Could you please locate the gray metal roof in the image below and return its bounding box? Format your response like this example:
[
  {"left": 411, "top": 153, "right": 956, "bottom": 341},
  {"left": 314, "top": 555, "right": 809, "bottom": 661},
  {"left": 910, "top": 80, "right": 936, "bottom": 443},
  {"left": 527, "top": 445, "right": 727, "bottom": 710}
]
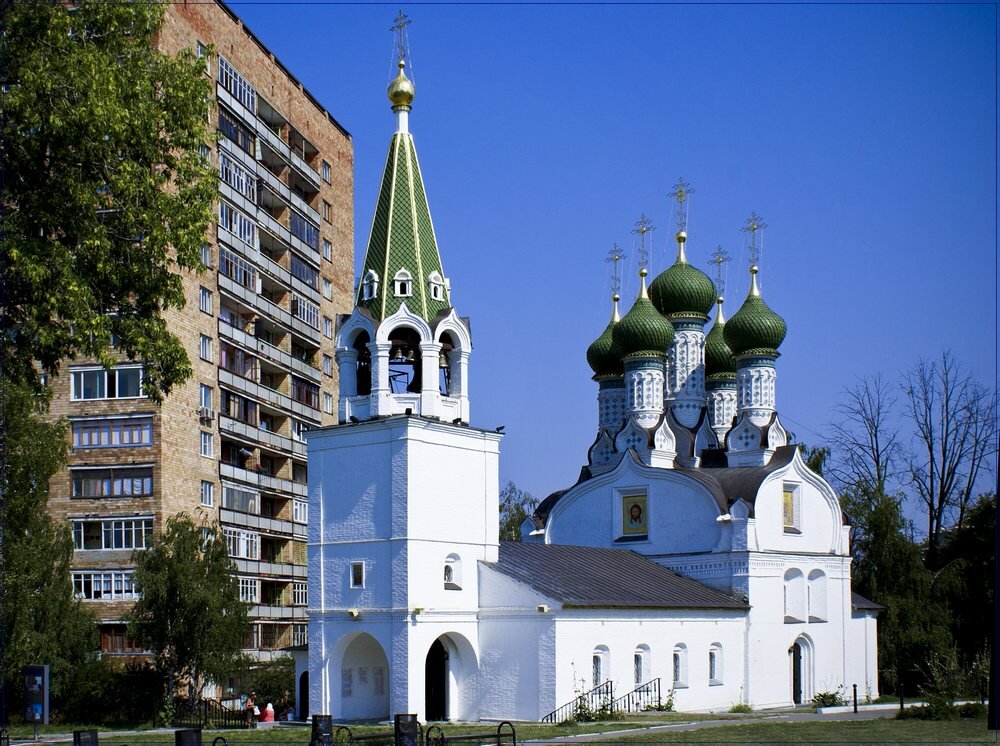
[
  {"left": 851, "top": 592, "right": 883, "bottom": 611},
  {"left": 489, "top": 542, "right": 748, "bottom": 610}
]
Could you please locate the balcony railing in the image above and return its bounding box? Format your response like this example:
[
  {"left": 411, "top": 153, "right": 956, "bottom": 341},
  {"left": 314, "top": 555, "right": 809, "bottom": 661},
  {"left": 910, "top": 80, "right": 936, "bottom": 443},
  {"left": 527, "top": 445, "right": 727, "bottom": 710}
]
[
  {"left": 219, "top": 415, "right": 307, "bottom": 458},
  {"left": 220, "top": 507, "right": 306, "bottom": 539},
  {"left": 219, "top": 369, "right": 320, "bottom": 424},
  {"left": 233, "top": 557, "right": 306, "bottom": 581},
  {"left": 219, "top": 460, "right": 308, "bottom": 498}
]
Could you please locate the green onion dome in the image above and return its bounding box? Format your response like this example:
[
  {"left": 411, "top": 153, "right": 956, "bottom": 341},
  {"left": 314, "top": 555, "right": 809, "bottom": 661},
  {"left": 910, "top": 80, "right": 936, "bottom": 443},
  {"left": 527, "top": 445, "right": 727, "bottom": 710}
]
[
  {"left": 649, "top": 232, "right": 717, "bottom": 320},
  {"left": 724, "top": 266, "right": 787, "bottom": 357},
  {"left": 705, "top": 297, "right": 736, "bottom": 381},
  {"left": 612, "top": 270, "right": 675, "bottom": 359},
  {"left": 586, "top": 295, "right": 624, "bottom": 377}
]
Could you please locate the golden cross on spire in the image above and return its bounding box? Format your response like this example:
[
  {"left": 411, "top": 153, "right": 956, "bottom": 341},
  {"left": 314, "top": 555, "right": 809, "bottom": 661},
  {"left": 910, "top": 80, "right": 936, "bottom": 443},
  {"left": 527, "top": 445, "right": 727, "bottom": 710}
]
[
  {"left": 631, "top": 214, "right": 654, "bottom": 269},
  {"left": 741, "top": 212, "right": 767, "bottom": 266},
  {"left": 605, "top": 244, "right": 626, "bottom": 294},
  {"left": 668, "top": 177, "right": 695, "bottom": 231},
  {"left": 391, "top": 9, "right": 412, "bottom": 61},
  {"left": 708, "top": 245, "right": 731, "bottom": 297}
]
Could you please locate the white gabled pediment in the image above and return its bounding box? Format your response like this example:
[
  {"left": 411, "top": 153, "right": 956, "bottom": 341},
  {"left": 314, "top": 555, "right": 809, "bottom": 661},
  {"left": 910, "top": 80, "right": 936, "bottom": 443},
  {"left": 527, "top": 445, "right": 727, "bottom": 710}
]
[
  {"left": 336, "top": 307, "right": 377, "bottom": 350},
  {"left": 375, "top": 302, "right": 433, "bottom": 343},
  {"left": 431, "top": 308, "right": 472, "bottom": 350}
]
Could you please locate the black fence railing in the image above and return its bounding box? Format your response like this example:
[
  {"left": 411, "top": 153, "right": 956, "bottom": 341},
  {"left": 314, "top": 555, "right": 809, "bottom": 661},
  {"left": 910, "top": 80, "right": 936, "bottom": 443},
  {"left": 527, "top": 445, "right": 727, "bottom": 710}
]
[
  {"left": 613, "top": 678, "right": 662, "bottom": 713},
  {"left": 172, "top": 699, "right": 248, "bottom": 729},
  {"left": 426, "top": 721, "right": 515, "bottom": 746},
  {"left": 541, "top": 680, "right": 614, "bottom": 723}
]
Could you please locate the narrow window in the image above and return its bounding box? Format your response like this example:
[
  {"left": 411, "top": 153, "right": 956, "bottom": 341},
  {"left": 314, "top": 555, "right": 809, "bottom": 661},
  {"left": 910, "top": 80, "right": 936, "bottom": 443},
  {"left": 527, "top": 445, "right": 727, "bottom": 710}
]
[
  {"left": 321, "top": 161, "right": 331, "bottom": 183},
  {"left": 200, "top": 384, "right": 213, "bottom": 410},
  {"left": 200, "top": 335, "right": 212, "bottom": 362},
  {"left": 322, "top": 239, "right": 332, "bottom": 261},
  {"left": 672, "top": 644, "right": 688, "bottom": 687},
  {"left": 322, "top": 355, "right": 333, "bottom": 377},
  {"left": 393, "top": 269, "right": 412, "bottom": 298},
  {"left": 323, "top": 278, "right": 332, "bottom": 300},
  {"left": 709, "top": 643, "right": 723, "bottom": 685},
  {"left": 634, "top": 653, "right": 643, "bottom": 686},
  {"left": 323, "top": 316, "right": 333, "bottom": 338},
  {"left": 444, "top": 554, "right": 462, "bottom": 590},
  {"left": 322, "top": 200, "right": 332, "bottom": 222},
  {"left": 350, "top": 561, "right": 365, "bottom": 589},
  {"left": 361, "top": 270, "right": 379, "bottom": 301},
  {"left": 322, "top": 392, "right": 334, "bottom": 414},
  {"left": 783, "top": 483, "right": 802, "bottom": 533},
  {"left": 201, "top": 480, "right": 214, "bottom": 507},
  {"left": 200, "top": 243, "right": 212, "bottom": 268},
  {"left": 200, "top": 431, "right": 213, "bottom": 458},
  {"left": 592, "top": 655, "right": 602, "bottom": 688}
]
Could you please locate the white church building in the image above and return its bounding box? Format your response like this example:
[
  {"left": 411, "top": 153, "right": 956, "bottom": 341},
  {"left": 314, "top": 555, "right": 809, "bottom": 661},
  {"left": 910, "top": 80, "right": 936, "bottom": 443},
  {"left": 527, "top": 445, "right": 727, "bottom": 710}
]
[{"left": 304, "top": 48, "right": 879, "bottom": 723}]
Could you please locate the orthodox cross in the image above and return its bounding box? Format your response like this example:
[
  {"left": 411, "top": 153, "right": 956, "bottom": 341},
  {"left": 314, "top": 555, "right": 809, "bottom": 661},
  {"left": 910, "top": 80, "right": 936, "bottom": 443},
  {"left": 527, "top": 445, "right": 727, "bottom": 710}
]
[
  {"left": 631, "top": 214, "right": 654, "bottom": 269},
  {"left": 667, "top": 177, "right": 695, "bottom": 232},
  {"left": 605, "top": 244, "right": 626, "bottom": 295},
  {"left": 741, "top": 212, "right": 767, "bottom": 266},
  {"left": 709, "top": 246, "right": 731, "bottom": 297},
  {"left": 391, "top": 10, "right": 412, "bottom": 61}
]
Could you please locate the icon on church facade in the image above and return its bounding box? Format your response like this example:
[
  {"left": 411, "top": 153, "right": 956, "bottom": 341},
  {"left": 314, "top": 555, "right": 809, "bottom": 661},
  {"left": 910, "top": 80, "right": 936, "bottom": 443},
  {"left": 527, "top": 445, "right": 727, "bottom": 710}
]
[{"left": 622, "top": 494, "right": 648, "bottom": 535}]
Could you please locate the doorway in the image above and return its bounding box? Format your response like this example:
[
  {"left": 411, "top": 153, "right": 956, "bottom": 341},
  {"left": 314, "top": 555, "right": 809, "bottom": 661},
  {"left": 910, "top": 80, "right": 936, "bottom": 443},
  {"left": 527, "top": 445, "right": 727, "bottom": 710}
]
[
  {"left": 425, "top": 639, "right": 448, "bottom": 721},
  {"left": 790, "top": 642, "right": 803, "bottom": 704},
  {"left": 298, "top": 671, "right": 309, "bottom": 720}
]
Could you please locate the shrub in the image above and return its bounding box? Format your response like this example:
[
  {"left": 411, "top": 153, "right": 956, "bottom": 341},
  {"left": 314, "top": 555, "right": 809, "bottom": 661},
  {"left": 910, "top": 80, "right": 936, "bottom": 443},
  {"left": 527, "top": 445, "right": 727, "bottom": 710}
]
[
  {"left": 729, "top": 703, "right": 753, "bottom": 713},
  {"left": 812, "top": 689, "right": 848, "bottom": 708},
  {"left": 957, "top": 702, "right": 987, "bottom": 719}
]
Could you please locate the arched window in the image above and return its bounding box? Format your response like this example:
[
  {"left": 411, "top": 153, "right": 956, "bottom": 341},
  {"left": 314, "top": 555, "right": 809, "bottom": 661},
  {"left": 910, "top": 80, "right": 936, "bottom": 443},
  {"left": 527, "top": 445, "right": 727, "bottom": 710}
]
[
  {"left": 709, "top": 643, "right": 723, "bottom": 685},
  {"left": 361, "top": 270, "right": 379, "bottom": 301},
  {"left": 672, "top": 644, "right": 688, "bottom": 688},
  {"left": 353, "top": 331, "right": 371, "bottom": 396},
  {"left": 784, "top": 568, "right": 806, "bottom": 623},
  {"left": 634, "top": 644, "right": 650, "bottom": 686},
  {"left": 443, "top": 553, "right": 461, "bottom": 590},
  {"left": 428, "top": 271, "right": 446, "bottom": 302},
  {"left": 807, "top": 570, "right": 827, "bottom": 621},
  {"left": 438, "top": 332, "right": 455, "bottom": 396},
  {"left": 592, "top": 645, "right": 609, "bottom": 688},
  {"left": 393, "top": 269, "right": 413, "bottom": 297}
]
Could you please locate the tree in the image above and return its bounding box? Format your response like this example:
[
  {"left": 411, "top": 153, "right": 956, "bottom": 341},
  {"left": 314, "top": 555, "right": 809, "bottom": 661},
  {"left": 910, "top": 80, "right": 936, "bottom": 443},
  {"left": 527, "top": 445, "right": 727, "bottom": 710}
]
[
  {"left": 499, "top": 481, "right": 538, "bottom": 541},
  {"left": 902, "top": 352, "right": 998, "bottom": 568},
  {"left": 127, "top": 515, "right": 248, "bottom": 705},
  {"left": 1, "top": 2, "right": 215, "bottom": 399},
  {"left": 1, "top": 382, "right": 97, "bottom": 722},
  {"left": 829, "top": 374, "right": 901, "bottom": 496}
]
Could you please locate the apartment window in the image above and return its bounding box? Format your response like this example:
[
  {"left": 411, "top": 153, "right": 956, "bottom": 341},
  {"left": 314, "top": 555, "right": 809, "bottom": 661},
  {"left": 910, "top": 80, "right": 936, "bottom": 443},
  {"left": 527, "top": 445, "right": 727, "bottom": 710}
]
[
  {"left": 218, "top": 56, "right": 257, "bottom": 111},
  {"left": 323, "top": 316, "right": 333, "bottom": 338},
  {"left": 222, "top": 484, "right": 259, "bottom": 513},
  {"left": 292, "top": 499, "right": 307, "bottom": 524},
  {"left": 350, "top": 561, "right": 365, "bottom": 589},
  {"left": 71, "top": 366, "right": 143, "bottom": 401},
  {"left": 293, "top": 583, "right": 308, "bottom": 606},
  {"left": 322, "top": 239, "right": 332, "bottom": 261},
  {"left": 290, "top": 211, "right": 319, "bottom": 250},
  {"left": 219, "top": 201, "right": 256, "bottom": 247},
  {"left": 220, "top": 341, "right": 258, "bottom": 380},
  {"left": 219, "top": 151, "right": 256, "bottom": 201},
  {"left": 221, "top": 389, "right": 258, "bottom": 426},
  {"left": 291, "top": 377, "right": 320, "bottom": 410},
  {"left": 291, "top": 419, "right": 310, "bottom": 442},
  {"left": 223, "top": 528, "right": 260, "bottom": 560},
  {"left": 322, "top": 392, "right": 334, "bottom": 415},
  {"left": 321, "top": 160, "right": 331, "bottom": 183},
  {"left": 322, "top": 200, "right": 331, "bottom": 222},
  {"left": 200, "top": 335, "right": 212, "bottom": 362},
  {"left": 200, "top": 243, "right": 212, "bottom": 268},
  {"left": 291, "top": 294, "right": 320, "bottom": 330},
  {"left": 199, "top": 286, "right": 213, "bottom": 315},
  {"left": 73, "top": 570, "right": 138, "bottom": 601},
  {"left": 72, "top": 416, "right": 152, "bottom": 449},
  {"left": 239, "top": 578, "right": 260, "bottom": 604},
  {"left": 323, "top": 278, "right": 332, "bottom": 300},
  {"left": 200, "top": 384, "right": 213, "bottom": 410},
  {"left": 219, "top": 246, "right": 257, "bottom": 290},
  {"left": 293, "top": 624, "right": 308, "bottom": 646},
  {"left": 196, "top": 41, "right": 210, "bottom": 75},
  {"left": 201, "top": 480, "right": 215, "bottom": 507},
  {"left": 71, "top": 467, "right": 153, "bottom": 498},
  {"left": 198, "top": 143, "right": 211, "bottom": 162},
  {"left": 101, "top": 625, "right": 146, "bottom": 655},
  {"left": 290, "top": 253, "right": 319, "bottom": 289},
  {"left": 200, "top": 431, "right": 213, "bottom": 458},
  {"left": 322, "top": 354, "right": 333, "bottom": 377},
  {"left": 218, "top": 107, "right": 254, "bottom": 154},
  {"left": 72, "top": 518, "right": 153, "bottom": 551}
]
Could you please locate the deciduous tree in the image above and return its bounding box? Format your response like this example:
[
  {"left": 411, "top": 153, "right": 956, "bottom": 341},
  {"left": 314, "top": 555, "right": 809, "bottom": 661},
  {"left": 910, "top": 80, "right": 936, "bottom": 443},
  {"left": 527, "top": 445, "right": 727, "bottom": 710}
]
[{"left": 499, "top": 481, "right": 538, "bottom": 542}]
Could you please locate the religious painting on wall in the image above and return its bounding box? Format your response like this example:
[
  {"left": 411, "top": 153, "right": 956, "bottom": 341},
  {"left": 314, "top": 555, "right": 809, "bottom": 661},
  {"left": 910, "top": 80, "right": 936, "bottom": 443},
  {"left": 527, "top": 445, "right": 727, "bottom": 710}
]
[
  {"left": 783, "top": 489, "right": 794, "bottom": 527},
  {"left": 622, "top": 493, "right": 648, "bottom": 535}
]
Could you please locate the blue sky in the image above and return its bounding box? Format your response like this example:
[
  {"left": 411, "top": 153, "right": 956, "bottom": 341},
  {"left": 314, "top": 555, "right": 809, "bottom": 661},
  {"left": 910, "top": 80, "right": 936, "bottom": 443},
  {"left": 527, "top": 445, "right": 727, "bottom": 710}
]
[{"left": 232, "top": 2, "right": 996, "bottom": 508}]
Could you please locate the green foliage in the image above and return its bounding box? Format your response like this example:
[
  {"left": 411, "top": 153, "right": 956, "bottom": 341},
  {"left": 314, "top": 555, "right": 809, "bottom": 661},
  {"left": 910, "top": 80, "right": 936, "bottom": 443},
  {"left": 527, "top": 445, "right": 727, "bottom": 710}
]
[
  {"left": 250, "top": 656, "right": 296, "bottom": 717},
  {"left": 728, "top": 703, "right": 753, "bottom": 713},
  {"left": 797, "top": 444, "right": 830, "bottom": 476},
  {"left": 812, "top": 689, "right": 847, "bottom": 707},
  {"left": 1, "top": 381, "right": 97, "bottom": 718},
  {"left": 499, "top": 481, "right": 538, "bottom": 541},
  {"left": 2, "top": 2, "right": 215, "bottom": 399},
  {"left": 127, "top": 515, "right": 249, "bottom": 701},
  {"left": 571, "top": 698, "right": 621, "bottom": 722},
  {"left": 56, "top": 658, "right": 161, "bottom": 724}
]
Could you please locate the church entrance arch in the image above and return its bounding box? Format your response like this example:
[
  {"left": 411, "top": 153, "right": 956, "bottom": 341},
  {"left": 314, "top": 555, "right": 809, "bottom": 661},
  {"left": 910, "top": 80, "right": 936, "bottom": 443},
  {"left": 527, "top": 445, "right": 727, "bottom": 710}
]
[
  {"left": 424, "top": 633, "right": 478, "bottom": 722},
  {"left": 298, "top": 671, "right": 309, "bottom": 720},
  {"left": 789, "top": 635, "right": 813, "bottom": 705},
  {"left": 339, "top": 632, "right": 390, "bottom": 721}
]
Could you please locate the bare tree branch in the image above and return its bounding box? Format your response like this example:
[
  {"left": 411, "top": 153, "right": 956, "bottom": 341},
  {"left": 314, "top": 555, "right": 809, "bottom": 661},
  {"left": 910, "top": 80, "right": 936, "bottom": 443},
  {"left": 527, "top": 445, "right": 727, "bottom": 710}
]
[{"left": 829, "top": 373, "right": 901, "bottom": 495}]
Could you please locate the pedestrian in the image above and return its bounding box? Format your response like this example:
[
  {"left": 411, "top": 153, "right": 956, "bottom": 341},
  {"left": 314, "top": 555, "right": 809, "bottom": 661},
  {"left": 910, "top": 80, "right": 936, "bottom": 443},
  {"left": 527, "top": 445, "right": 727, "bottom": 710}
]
[
  {"left": 245, "top": 691, "right": 257, "bottom": 728},
  {"left": 261, "top": 703, "right": 275, "bottom": 723}
]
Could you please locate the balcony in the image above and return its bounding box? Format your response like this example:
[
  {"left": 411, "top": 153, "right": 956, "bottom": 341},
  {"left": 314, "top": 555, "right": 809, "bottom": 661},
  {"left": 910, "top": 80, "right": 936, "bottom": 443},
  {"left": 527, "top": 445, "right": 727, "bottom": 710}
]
[
  {"left": 256, "top": 118, "right": 291, "bottom": 163},
  {"left": 249, "top": 604, "right": 305, "bottom": 621},
  {"left": 233, "top": 557, "right": 306, "bottom": 581},
  {"left": 219, "top": 460, "right": 308, "bottom": 498},
  {"left": 220, "top": 415, "right": 307, "bottom": 458},
  {"left": 218, "top": 320, "right": 320, "bottom": 384},
  {"left": 289, "top": 190, "right": 320, "bottom": 225},
  {"left": 220, "top": 507, "right": 306, "bottom": 539},
  {"left": 216, "top": 85, "right": 256, "bottom": 130},
  {"left": 257, "top": 164, "right": 291, "bottom": 204},
  {"left": 219, "top": 369, "right": 320, "bottom": 424},
  {"left": 289, "top": 150, "right": 321, "bottom": 191}
]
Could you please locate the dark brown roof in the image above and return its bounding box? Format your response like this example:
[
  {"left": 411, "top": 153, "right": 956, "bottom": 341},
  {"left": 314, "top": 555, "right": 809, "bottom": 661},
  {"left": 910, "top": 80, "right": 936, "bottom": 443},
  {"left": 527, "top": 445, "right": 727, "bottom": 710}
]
[
  {"left": 489, "top": 542, "right": 748, "bottom": 610},
  {"left": 851, "top": 592, "right": 883, "bottom": 612}
]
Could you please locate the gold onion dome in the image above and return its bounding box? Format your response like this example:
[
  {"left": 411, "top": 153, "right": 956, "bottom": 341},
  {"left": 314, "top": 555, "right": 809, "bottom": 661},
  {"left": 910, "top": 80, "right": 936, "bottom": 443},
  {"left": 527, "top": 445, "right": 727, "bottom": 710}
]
[
  {"left": 724, "top": 267, "right": 787, "bottom": 357},
  {"left": 586, "top": 295, "right": 624, "bottom": 378},
  {"left": 649, "top": 231, "right": 717, "bottom": 320},
  {"left": 705, "top": 297, "right": 736, "bottom": 381},
  {"left": 387, "top": 58, "right": 415, "bottom": 106},
  {"left": 612, "top": 270, "right": 675, "bottom": 359}
]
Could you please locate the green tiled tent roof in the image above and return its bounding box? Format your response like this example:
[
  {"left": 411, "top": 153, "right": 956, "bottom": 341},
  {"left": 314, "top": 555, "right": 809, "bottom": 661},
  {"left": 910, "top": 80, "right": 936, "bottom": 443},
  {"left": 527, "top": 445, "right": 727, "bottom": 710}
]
[{"left": 357, "top": 132, "right": 450, "bottom": 323}]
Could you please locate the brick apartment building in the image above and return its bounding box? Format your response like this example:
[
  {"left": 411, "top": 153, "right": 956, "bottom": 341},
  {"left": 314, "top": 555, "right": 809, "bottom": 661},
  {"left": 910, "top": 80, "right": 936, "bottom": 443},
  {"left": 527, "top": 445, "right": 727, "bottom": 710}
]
[{"left": 45, "top": 1, "right": 353, "bottom": 661}]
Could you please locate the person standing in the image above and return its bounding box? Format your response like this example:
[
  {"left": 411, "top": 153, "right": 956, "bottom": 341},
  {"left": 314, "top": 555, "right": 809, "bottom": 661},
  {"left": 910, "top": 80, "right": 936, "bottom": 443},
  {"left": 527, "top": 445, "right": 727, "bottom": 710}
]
[{"left": 245, "top": 691, "right": 257, "bottom": 728}]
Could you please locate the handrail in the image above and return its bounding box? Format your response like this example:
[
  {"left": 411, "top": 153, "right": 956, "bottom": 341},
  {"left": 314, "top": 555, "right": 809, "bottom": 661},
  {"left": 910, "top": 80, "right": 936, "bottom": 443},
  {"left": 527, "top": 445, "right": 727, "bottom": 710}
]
[
  {"left": 613, "top": 677, "right": 662, "bottom": 712},
  {"left": 541, "top": 680, "right": 614, "bottom": 723}
]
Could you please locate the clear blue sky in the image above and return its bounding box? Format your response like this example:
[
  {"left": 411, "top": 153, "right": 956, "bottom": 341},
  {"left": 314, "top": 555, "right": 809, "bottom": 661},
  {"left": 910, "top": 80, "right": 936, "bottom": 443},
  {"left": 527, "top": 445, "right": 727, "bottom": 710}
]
[{"left": 231, "top": 2, "right": 996, "bottom": 505}]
